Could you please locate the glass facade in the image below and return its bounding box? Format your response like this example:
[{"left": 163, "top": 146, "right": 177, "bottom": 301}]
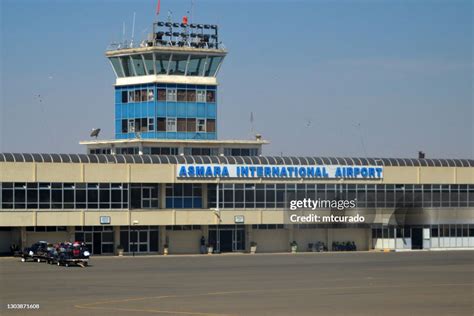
[
  {"left": 208, "top": 183, "right": 474, "bottom": 209},
  {"left": 1, "top": 182, "right": 473, "bottom": 210},
  {"left": 109, "top": 54, "right": 223, "bottom": 78}
]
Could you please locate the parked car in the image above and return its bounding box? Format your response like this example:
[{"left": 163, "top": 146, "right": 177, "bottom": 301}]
[{"left": 21, "top": 241, "right": 49, "bottom": 262}]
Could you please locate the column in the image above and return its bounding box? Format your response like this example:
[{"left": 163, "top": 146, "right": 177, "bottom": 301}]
[
  {"left": 159, "top": 184, "right": 167, "bottom": 209},
  {"left": 202, "top": 184, "right": 208, "bottom": 209},
  {"left": 20, "top": 227, "right": 27, "bottom": 249},
  {"left": 159, "top": 226, "right": 167, "bottom": 254},
  {"left": 326, "top": 228, "right": 333, "bottom": 251},
  {"left": 288, "top": 224, "right": 295, "bottom": 251},
  {"left": 246, "top": 225, "right": 253, "bottom": 252},
  {"left": 113, "top": 226, "right": 121, "bottom": 254},
  {"left": 67, "top": 226, "right": 75, "bottom": 243}
]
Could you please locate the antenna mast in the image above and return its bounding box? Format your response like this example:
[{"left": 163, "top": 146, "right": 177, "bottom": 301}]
[{"left": 130, "top": 12, "right": 136, "bottom": 48}]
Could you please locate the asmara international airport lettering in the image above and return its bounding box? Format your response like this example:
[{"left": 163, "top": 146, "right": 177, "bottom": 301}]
[{"left": 177, "top": 165, "right": 383, "bottom": 179}]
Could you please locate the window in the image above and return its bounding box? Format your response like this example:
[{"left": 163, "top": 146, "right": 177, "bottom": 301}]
[
  {"left": 166, "top": 118, "right": 177, "bottom": 132},
  {"left": 206, "top": 119, "right": 216, "bottom": 133},
  {"left": 206, "top": 90, "right": 216, "bottom": 103},
  {"left": 143, "top": 54, "right": 155, "bottom": 75},
  {"left": 128, "top": 119, "right": 135, "bottom": 133},
  {"left": 157, "top": 89, "right": 166, "bottom": 101},
  {"left": 157, "top": 118, "right": 166, "bottom": 131},
  {"left": 196, "top": 90, "right": 206, "bottom": 102},
  {"left": 197, "top": 119, "right": 206, "bottom": 132},
  {"left": 177, "top": 89, "right": 187, "bottom": 102},
  {"left": 186, "top": 90, "right": 196, "bottom": 102},
  {"left": 177, "top": 118, "right": 187, "bottom": 132},
  {"left": 166, "top": 184, "right": 202, "bottom": 208},
  {"left": 132, "top": 55, "right": 146, "bottom": 76},
  {"left": 147, "top": 89, "right": 154, "bottom": 101},
  {"left": 148, "top": 118, "right": 155, "bottom": 131},
  {"left": 128, "top": 90, "right": 135, "bottom": 103},
  {"left": 186, "top": 118, "right": 196, "bottom": 132},
  {"left": 166, "top": 89, "right": 177, "bottom": 101},
  {"left": 121, "top": 91, "right": 128, "bottom": 103}
]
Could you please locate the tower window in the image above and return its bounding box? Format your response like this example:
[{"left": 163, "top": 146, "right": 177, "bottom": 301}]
[
  {"left": 166, "top": 89, "right": 177, "bottom": 102},
  {"left": 121, "top": 91, "right": 128, "bottom": 103},
  {"left": 166, "top": 118, "right": 177, "bottom": 132},
  {"left": 197, "top": 119, "right": 206, "bottom": 132},
  {"left": 206, "top": 90, "right": 216, "bottom": 103},
  {"left": 186, "top": 90, "right": 196, "bottom": 102},
  {"left": 177, "top": 118, "right": 187, "bottom": 132},
  {"left": 157, "top": 89, "right": 166, "bottom": 101},
  {"left": 177, "top": 89, "right": 187, "bottom": 102},
  {"left": 148, "top": 89, "right": 155, "bottom": 101},
  {"left": 128, "top": 119, "right": 135, "bottom": 133},
  {"left": 196, "top": 90, "right": 206, "bottom": 102},
  {"left": 148, "top": 118, "right": 155, "bottom": 131},
  {"left": 186, "top": 118, "right": 196, "bottom": 132},
  {"left": 206, "top": 119, "right": 216, "bottom": 132},
  {"left": 157, "top": 118, "right": 166, "bottom": 131}
]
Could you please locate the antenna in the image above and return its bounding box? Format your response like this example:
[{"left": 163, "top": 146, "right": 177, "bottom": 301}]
[
  {"left": 190, "top": 0, "right": 195, "bottom": 24},
  {"left": 122, "top": 22, "right": 126, "bottom": 46},
  {"left": 250, "top": 112, "right": 255, "bottom": 138},
  {"left": 130, "top": 12, "right": 136, "bottom": 48},
  {"left": 356, "top": 123, "right": 368, "bottom": 157}
]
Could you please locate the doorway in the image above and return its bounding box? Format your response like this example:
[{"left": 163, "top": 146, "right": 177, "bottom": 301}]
[
  {"left": 208, "top": 225, "right": 245, "bottom": 253},
  {"left": 412, "top": 227, "right": 423, "bottom": 249}
]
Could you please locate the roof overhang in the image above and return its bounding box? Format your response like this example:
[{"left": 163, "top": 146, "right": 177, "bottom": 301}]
[{"left": 80, "top": 138, "right": 270, "bottom": 147}]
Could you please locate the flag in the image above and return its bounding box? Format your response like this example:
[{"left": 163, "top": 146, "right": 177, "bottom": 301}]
[{"left": 156, "top": 0, "right": 161, "bottom": 15}]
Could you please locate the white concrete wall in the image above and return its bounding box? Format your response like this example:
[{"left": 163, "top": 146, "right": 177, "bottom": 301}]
[
  {"left": 167, "top": 230, "right": 202, "bottom": 254},
  {"left": 253, "top": 229, "right": 289, "bottom": 253},
  {"left": 294, "top": 229, "right": 327, "bottom": 251},
  {"left": 432, "top": 237, "right": 474, "bottom": 248},
  {"left": 332, "top": 228, "right": 369, "bottom": 251}
]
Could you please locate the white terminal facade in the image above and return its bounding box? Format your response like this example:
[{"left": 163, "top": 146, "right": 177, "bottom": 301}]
[{"left": 0, "top": 18, "right": 473, "bottom": 255}]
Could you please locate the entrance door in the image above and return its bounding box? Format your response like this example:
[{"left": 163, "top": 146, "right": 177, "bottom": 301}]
[
  {"left": 93, "top": 232, "right": 102, "bottom": 254},
  {"left": 412, "top": 228, "right": 423, "bottom": 249},
  {"left": 220, "top": 230, "right": 233, "bottom": 252}
]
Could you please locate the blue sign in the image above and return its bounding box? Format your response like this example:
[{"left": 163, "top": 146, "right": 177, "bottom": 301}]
[{"left": 177, "top": 164, "right": 383, "bottom": 179}]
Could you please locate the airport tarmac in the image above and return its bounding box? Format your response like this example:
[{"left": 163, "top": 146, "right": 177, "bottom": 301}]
[{"left": 1, "top": 251, "right": 473, "bottom": 316}]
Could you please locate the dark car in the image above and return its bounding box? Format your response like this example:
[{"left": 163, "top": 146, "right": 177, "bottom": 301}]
[{"left": 21, "top": 241, "right": 49, "bottom": 262}]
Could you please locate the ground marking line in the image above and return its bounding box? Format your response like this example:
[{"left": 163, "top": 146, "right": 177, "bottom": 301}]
[
  {"left": 74, "top": 282, "right": 473, "bottom": 315},
  {"left": 75, "top": 305, "right": 233, "bottom": 316}
]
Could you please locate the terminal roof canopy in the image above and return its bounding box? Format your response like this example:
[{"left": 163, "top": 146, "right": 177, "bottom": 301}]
[{"left": 0, "top": 153, "right": 472, "bottom": 167}]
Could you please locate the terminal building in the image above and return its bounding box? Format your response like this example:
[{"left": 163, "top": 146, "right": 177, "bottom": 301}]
[{"left": 1, "top": 18, "right": 473, "bottom": 255}]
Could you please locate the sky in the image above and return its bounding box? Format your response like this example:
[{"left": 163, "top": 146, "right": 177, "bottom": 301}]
[{"left": 0, "top": 0, "right": 472, "bottom": 158}]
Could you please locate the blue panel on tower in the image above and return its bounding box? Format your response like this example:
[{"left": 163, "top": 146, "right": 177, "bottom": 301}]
[
  {"left": 115, "top": 90, "right": 121, "bottom": 104},
  {"left": 176, "top": 102, "right": 186, "bottom": 117},
  {"left": 207, "top": 132, "right": 217, "bottom": 139},
  {"left": 127, "top": 104, "right": 134, "bottom": 118},
  {"left": 115, "top": 104, "right": 121, "bottom": 119},
  {"left": 156, "top": 132, "right": 166, "bottom": 138},
  {"left": 176, "top": 132, "right": 187, "bottom": 139},
  {"left": 197, "top": 103, "right": 206, "bottom": 118},
  {"left": 167, "top": 103, "right": 177, "bottom": 117},
  {"left": 207, "top": 103, "right": 216, "bottom": 118},
  {"left": 157, "top": 103, "right": 166, "bottom": 116},
  {"left": 187, "top": 103, "right": 197, "bottom": 117},
  {"left": 147, "top": 102, "right": 155, "bottom": 117},
  {"left": 166, "top": 132, "right": 177, "bottom": 139}
]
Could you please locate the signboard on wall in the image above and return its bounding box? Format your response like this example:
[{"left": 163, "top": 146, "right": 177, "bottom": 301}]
[
  {"left": 100, "top": 216, "right": 111, "bottom": 225},
  {"left": 177, "top": 164, "right": 383, "bottom": 179}
]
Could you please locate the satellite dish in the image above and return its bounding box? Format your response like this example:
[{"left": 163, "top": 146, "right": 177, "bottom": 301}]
[{"left": 90, "top": 128, "right": 101, "bottom": 138}]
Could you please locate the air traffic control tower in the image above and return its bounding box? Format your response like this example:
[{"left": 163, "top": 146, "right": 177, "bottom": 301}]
[{"left": 81, "top": 18, "right": 268, "bottom": 156}]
